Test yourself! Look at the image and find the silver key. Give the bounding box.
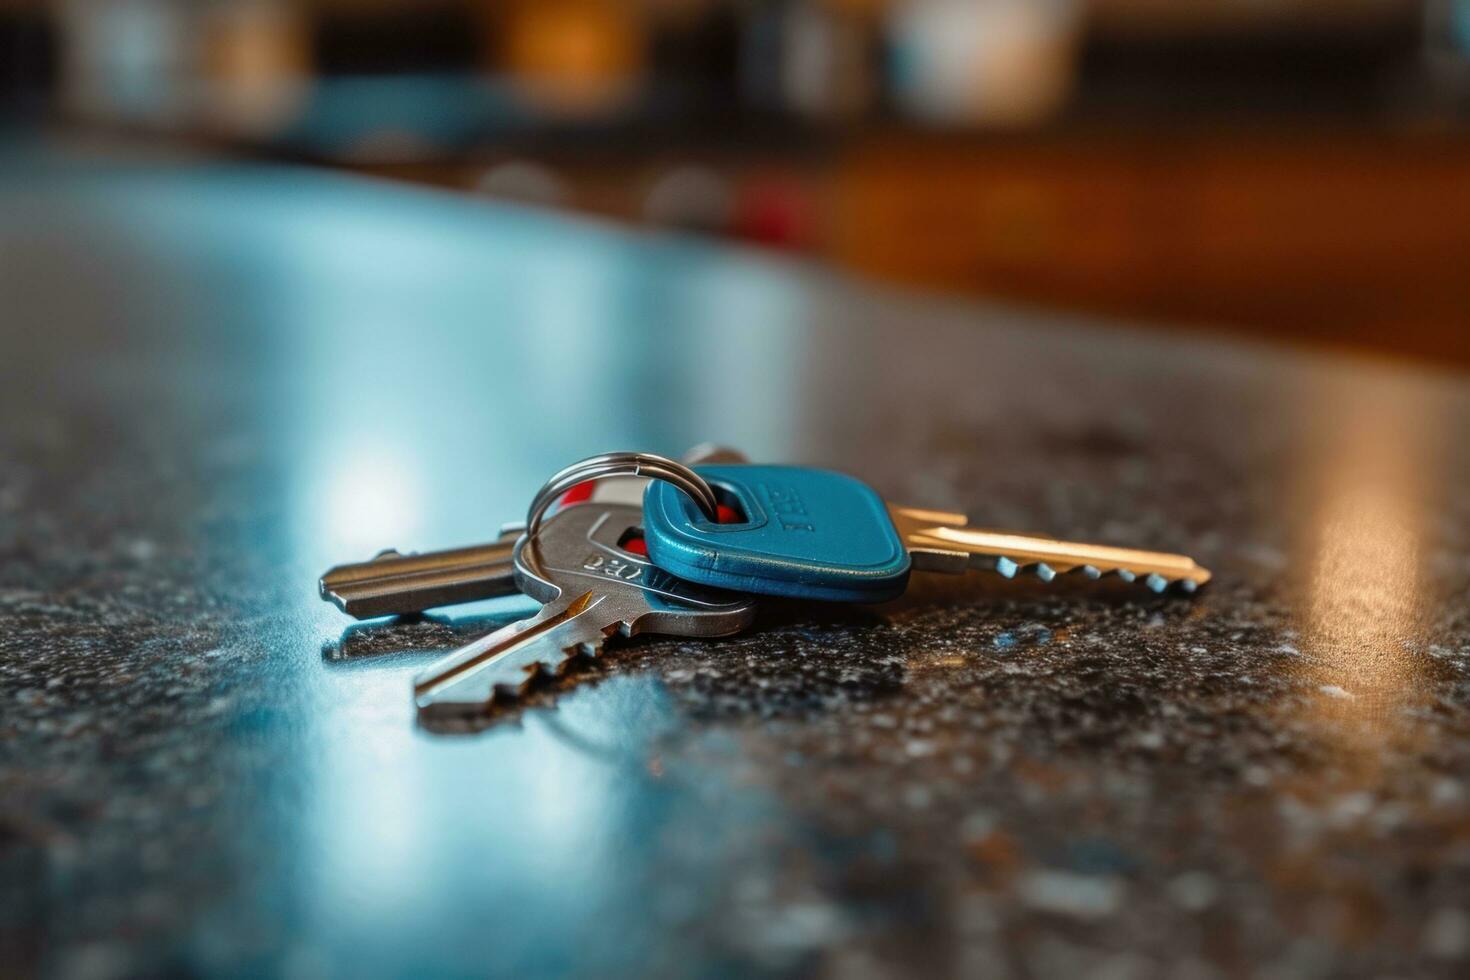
[413,502,756,717]
[319,444,748,619]
[319,528,523,619]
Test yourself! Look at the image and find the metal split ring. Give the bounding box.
[520,451,720,576]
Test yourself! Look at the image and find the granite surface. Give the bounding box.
[4,159,1470,979]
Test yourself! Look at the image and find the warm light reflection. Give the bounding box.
[1298,384,1437,741]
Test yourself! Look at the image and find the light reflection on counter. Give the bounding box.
[300,667,685,976]
[262,174,814,567]
[225,171,820,973]
[1296,378,1441,750]
[313,450,427,558]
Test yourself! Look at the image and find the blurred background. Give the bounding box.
[3,0,1468,365]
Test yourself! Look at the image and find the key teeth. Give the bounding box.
[487,637,606,702]
[991,555,1205,593]
[892,505,1210,596]
[499,663,545,695]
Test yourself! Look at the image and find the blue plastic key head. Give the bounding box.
[642,465,911,602]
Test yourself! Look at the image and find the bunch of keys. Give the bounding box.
[319,448,1211,718]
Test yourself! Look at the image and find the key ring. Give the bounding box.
[521,451,720,577]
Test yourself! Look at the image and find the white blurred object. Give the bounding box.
[476,161,569,209]
[58,0,193,124]
[888,0,1082,126]
[740,0,874,121]
[784,1,875,120]
[643,166,735,234]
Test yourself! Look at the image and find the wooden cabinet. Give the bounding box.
[830,132,1470,361]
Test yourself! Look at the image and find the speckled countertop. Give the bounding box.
[4,159,1470,979]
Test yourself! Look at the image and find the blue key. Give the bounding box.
[643,464,1213,603]
[644,464,911,601]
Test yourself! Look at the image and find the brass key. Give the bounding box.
[887,505,1211,592]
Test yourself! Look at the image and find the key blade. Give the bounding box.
[412,502,760,721]
[413,591,612,716]
[319,530,520,619]
[888,504,1212,592]
[320,445,747,620]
